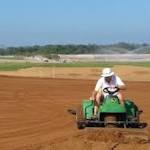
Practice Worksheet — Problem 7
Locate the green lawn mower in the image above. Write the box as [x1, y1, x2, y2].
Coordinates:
[69, 87, 146, 129]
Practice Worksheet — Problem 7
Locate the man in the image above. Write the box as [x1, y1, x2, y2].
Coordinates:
[90, 68, 126, 116]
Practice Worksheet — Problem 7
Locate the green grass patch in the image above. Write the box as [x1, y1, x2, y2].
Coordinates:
[52, 61, 150, 68]
[0, 61, 149, 71]
[119, 61, 150, 67]
[0, 62, 115, 71]
[50, 62, 114, 67]
[0, 63, 35, 71]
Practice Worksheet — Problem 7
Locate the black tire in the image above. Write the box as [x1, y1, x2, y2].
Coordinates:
[104, 114, 117, 128]
[117, 113, 127, 128]
[76, 105, 85, 129]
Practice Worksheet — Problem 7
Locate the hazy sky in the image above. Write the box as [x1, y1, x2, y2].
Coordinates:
[0, 0, 150, 46]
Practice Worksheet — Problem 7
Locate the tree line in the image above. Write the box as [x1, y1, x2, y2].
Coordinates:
[0, 42, 149, 58]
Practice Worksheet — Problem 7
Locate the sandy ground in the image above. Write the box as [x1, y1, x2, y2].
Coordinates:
[0, 66, 150, 150]
[0, 65, 149, 81]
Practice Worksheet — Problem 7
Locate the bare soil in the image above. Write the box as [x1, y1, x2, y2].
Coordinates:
[0, 66, 150, 150]
[0, 65, 149, 81]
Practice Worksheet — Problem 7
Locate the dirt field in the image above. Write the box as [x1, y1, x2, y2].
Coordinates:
[0, 66, 150, 150]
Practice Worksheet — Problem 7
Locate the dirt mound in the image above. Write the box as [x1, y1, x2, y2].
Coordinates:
[48, 129, 150, 150]
[80, 129, 149, 144]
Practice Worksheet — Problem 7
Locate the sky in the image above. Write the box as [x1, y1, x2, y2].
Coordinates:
[0, 0, 150, 46]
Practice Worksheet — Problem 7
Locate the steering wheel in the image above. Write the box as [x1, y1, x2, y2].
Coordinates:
[103, 87, 119, 95]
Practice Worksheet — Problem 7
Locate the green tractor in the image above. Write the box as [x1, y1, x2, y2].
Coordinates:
[74, 87, 145, 129]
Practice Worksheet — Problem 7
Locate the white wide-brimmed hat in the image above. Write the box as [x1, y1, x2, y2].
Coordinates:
[101, 68, 114, 77]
